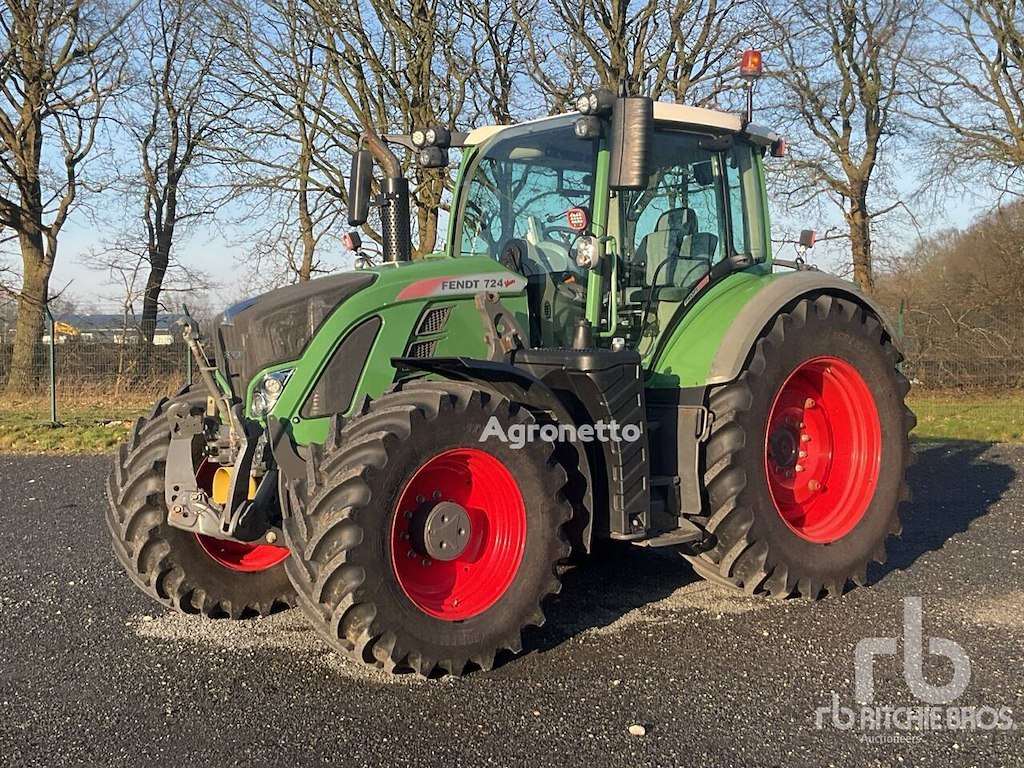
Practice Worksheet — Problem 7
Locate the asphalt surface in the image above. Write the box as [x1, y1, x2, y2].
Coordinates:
[1, 442, 1022, 767]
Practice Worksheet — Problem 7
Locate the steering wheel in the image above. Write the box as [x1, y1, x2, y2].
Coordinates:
[541, 225, 581, 245]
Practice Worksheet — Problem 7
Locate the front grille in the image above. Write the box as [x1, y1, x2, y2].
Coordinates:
[415, 306, 452, 335]
[406, 339, 438, 358]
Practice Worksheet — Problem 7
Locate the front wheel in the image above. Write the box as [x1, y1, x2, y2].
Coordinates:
[283, 382, 572, 676]
[106, 390, 294, 618]
[686, 295, 915, 598]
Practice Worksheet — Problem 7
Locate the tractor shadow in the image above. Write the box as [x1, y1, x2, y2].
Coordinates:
[521, 542, 701, 656]
[520, 440, 1016, 662]
[872, 439, 1016, 579]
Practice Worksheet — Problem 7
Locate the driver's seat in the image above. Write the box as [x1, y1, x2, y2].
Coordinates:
[636, 207, 697, 286]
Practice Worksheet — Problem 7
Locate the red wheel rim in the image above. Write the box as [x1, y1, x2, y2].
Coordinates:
[390, 448, 526, 621]
[765, 356, 881, 543]
[193, 460, 290, 572]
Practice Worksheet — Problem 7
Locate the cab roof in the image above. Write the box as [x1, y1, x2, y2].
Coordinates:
[464, 102, 752, 147]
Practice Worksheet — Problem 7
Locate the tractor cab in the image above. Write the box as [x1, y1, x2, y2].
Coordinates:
[407, 93, 783, 361]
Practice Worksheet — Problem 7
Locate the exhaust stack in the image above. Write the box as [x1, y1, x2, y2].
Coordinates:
[350, 131, 412, 263]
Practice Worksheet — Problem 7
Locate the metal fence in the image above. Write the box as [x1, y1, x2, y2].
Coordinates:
[0, 340, 192, 398]
[1, 312, 1021, 406]
[896, 304, 1024, 391]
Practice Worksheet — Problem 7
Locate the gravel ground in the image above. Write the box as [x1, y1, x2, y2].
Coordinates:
[0, 442, 1022, 767]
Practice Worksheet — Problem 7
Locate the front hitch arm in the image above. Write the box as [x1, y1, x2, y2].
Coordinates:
[163, 401, 282, 545]
[178, 304, 243, 448]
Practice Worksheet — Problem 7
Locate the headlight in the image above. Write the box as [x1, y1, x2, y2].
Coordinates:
[251, 369, 293, 416]
[573, 235, 600, 270]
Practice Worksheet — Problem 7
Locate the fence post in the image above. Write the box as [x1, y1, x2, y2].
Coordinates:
[45, 302, 59, 427]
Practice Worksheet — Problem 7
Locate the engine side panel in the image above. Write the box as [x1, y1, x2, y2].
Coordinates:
[247, 257, 530, 446]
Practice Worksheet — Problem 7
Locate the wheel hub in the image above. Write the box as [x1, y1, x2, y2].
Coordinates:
[768, 426, 800, 470]
[412, 501, 472, 561]
[390, 447, 527, 621]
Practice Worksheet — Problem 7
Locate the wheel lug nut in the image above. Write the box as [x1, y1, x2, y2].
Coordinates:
[407, 549, 416, 558]
[808, 479, 821, 491]
[433, 490, 441, 500]
[421, 559, 431, 567]
[401, 532, 409, 540]
[794, 464, 804, 473]
[798, 450, 807, 459]
[785, 470, 794, 478]
[416, 495, 425, 503]
[797, 422, 805, 429]
[404, 510, 413, 519]
[804, 398, 816, 408]
[801, 435, 811, 443]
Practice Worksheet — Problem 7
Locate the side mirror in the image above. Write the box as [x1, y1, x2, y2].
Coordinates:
[348, 148, 373, 227]
[608, 96, 653, 190]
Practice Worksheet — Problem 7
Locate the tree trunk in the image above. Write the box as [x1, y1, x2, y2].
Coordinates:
[848, 196, 875, 294]
[297, 153, 314, 281]
[7, 233, 50, 392]
[140, 242, 169, 345]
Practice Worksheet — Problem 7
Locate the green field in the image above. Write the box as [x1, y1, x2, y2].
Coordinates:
[0, 389, 1021, 454]
[0, 395, 151, 454]
[907, 390, 1024, 444]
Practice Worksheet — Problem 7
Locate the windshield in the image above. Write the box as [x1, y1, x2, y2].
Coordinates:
[454, 118, 597, 277]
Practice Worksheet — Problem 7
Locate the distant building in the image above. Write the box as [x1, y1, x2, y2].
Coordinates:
[40, 313, 186, 345]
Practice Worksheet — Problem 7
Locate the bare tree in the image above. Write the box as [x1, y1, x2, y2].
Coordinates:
[760, 0, 923, 293]
[458, 0, 543, 122]
[912, 0, 1024, 198]
[85, 237, 213, 332]
[308, 0, 476, 257]
[212, 0, 349, 284]
[0, 0, 139, 390]
[116, 0, 227, 344]
[520, 0, 752, 111]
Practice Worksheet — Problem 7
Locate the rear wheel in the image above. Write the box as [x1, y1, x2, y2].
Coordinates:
[686, 296, 915, 598]
[106, 390, 294, 618]
[283, 382, 572, 675]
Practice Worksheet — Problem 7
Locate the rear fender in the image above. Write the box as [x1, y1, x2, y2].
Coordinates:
[649, 270, 899, 389]
[707, 272, 900, 386]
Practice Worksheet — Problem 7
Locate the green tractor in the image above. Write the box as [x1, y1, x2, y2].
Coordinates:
[107, 69, 914, 676]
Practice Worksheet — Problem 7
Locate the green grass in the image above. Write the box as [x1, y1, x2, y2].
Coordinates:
[0, 395, 157, 454]
[0, 389, 1021, 454]
[908, 390, 1024, 444]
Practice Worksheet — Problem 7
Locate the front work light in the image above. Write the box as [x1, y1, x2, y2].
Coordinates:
[574, 88, 615, 117]
[574, 116, 602, 140]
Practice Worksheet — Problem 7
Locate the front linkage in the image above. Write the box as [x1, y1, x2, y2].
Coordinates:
[164, 311, 285, 549]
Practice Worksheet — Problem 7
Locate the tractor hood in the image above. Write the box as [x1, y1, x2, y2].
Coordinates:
[214, 271, 377, 396]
